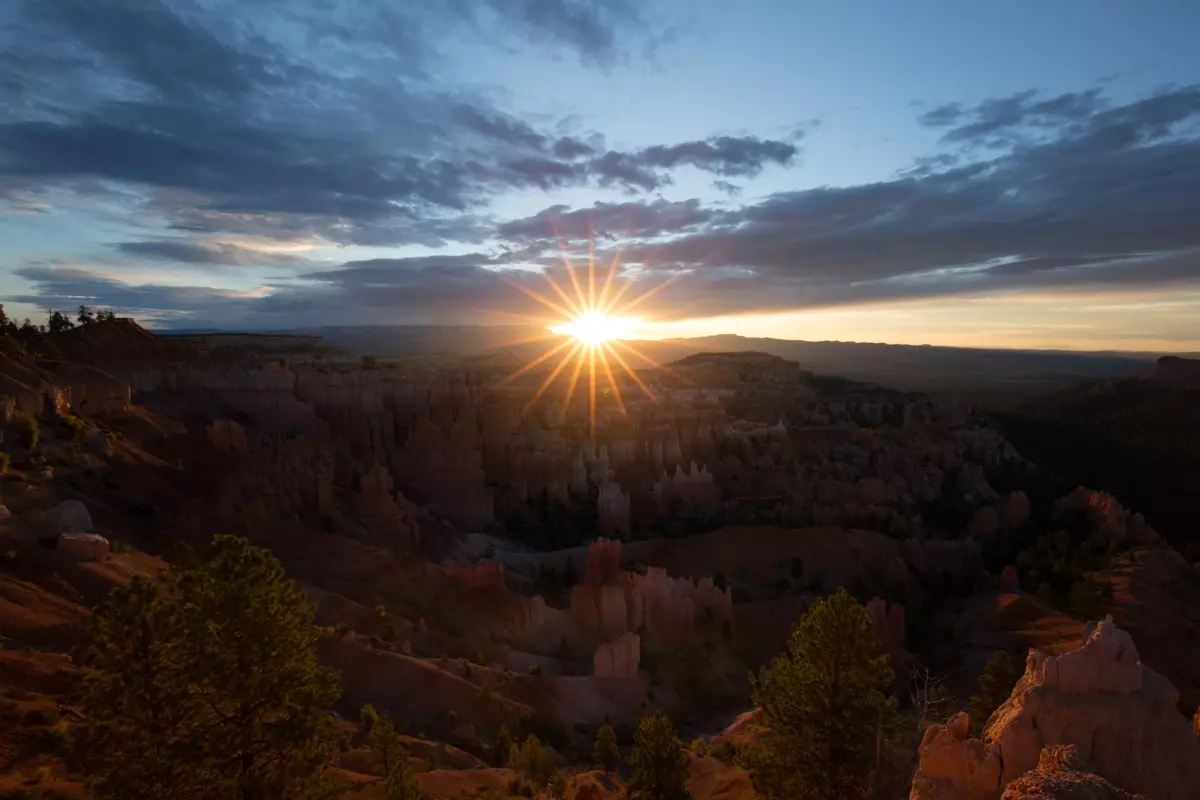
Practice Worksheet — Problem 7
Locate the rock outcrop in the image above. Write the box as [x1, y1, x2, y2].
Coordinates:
[44, 500, 92, 535]
[57, 532, 109, 562]
[593, 632, 640, 679]
[910, 617, 1200, 800]
[569, 539, 733, 646]
[999, 746, 1143, 800]
[206, 419, 248, 453]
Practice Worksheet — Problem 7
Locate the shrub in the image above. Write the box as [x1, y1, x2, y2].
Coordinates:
[359, 704, 379, 737]
[13, 411, 38, 450]
[0, 452, 8, 471]
[62, 415, 86, 443]
[528, 664, 542, 677]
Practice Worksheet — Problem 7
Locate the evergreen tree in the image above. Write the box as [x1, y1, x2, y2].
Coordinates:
[966, 652, 1017, 737]
[625, 710, 691, 800]
[371, 714, 427, 800]
[745, 586, 901, 800]
[47, 309, 74, 333]
[78, 304, 96, 325]
[493, 725, 515, 767]
[77, 577, 207, 800]
[513, 734, 557, 793]
[80, 535, 343, 799]
[593, 723, 621, 774]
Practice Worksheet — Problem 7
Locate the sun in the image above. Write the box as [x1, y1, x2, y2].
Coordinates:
[549, 310, 638, 346]
[491, 216, 684, 439]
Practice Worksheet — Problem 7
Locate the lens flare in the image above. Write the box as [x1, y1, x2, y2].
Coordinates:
[487, 219, 686, 439]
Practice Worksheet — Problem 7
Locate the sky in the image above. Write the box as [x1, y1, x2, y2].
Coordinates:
[2, 0, 1200, 351]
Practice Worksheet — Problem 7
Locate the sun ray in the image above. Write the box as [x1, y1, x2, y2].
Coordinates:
[588, 217, 596, 312]
[617, 271, 682, 315]
[548, 218, 590, 315]
[503, 276, 580, 322]
[595, 250, 622, 316]
[588, 345, 597, 440]
[560, 344, 588, 412]
[604, 341, 658, 402]
[523, 341, 584, 413]
[493, 336, 577, 388]
[541, 270, 584, 319]
[596, 344, 626, 415]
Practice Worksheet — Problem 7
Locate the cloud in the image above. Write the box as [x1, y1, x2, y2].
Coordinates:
[497, 198, 717, 242]
[114, 240, 314, 267]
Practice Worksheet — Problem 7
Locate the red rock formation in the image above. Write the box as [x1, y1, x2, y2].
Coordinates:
[910, 617, 1200, 800]
[596, 481, 631, 538]
[593, 632, 640, 679]
[357, 464, 419, 549]
[443, 561, 506, 593]
[205, 419, 248, 453]
[57, 532, 109, 562]
[1055, 488, 1158, 548]
[999, 746, 1144, 800]
[507, 596, 548, 635]
[583, 538, 623, 585]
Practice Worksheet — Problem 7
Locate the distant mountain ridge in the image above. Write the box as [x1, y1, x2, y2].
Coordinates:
[157, 325, 1166, 403]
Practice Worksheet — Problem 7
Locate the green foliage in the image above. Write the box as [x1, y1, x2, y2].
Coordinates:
[592, 723, 620, 774]
[13, 411, 39, 450]
[77, 305, 96, 326]
[528, 664, 542, 677]
[493, 725, 514, 767]
[966, 652, 1017, 738]
[512, 735, 557, 793]
[625, 710, 691, 800]
[79, 535, 343, 800]
[61, 415, 86, 443]
[371, 713, 427, 800]
[745, 587, 902, 800]
[0, 452, 9, 472]
[360, 704, 379, 737]
[46, 310, 74, 333]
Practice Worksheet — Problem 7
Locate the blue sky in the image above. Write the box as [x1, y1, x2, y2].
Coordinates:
[2, 0, 1200, 350]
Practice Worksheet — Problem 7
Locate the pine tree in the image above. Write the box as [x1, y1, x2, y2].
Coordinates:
[80, 535, 343, 799]
[77, 577, 207, 800]
[372, 714, 427, 800]
[493, 725, 515, 767]
[593, 723, 621, 774]
[966, 652, 1017, 737]
[745, 586, 901, 800]
[625, 710, 691, 800]
[513, 734, 557, 793]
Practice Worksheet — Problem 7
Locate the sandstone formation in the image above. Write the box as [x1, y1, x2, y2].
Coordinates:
[357, 464, 420, 549]
[57, 532, 109, 562]
[205, 419, 249, 453]
[570, 539, 733, 646]
[999, 746, 1143, 800]
[443, 561, 506, 593]
[44, 499, 92, 535]
[593, 632, 640, 679]
[1055, 489, 1159, 548]
[910, 617, 1200, 800]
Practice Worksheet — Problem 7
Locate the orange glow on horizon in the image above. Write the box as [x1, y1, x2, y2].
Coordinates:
[496, 226, 672, 438]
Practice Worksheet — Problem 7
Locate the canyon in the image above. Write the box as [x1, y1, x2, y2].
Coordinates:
[1, 319, 1197, 799]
